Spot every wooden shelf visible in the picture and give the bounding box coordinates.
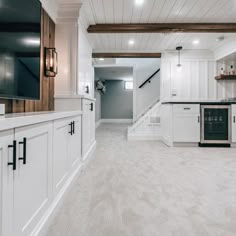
[215,75,236,80]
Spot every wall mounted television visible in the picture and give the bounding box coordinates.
[0,0,41,100]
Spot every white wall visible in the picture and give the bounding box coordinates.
[161,50,236,101]
[116,58,161,119]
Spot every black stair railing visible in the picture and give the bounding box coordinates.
[139,68,160,88]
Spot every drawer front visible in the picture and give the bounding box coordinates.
[173,104,200,114]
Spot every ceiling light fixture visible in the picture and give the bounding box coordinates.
[176,46,183,71]
[129,39,135,45]
[192,39,200,45]
[135,0,144,6]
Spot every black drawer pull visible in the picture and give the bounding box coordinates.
[72,121,75,134]
[198,116,200,123]
[69,122,73,135]
[19,138,27,164]
[234,116,235,123]
[184,108,191,110]
[8,140,17,170]
[90,103,94,111]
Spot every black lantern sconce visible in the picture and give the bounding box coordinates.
[44,47,58,77]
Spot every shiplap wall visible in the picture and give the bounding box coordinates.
[161,50,236,101]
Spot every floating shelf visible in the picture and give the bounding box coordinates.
[215,75,236,80]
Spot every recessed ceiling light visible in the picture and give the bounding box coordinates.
[192,40,200,45]
[99,58,104,61]
[129,40,135,45]
[135,0,144,6]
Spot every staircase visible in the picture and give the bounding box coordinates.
[128,100,162,141]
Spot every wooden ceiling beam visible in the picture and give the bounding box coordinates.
[88,23,236,33]
[92,53,162,58]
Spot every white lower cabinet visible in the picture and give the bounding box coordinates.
[0,112,83,236]
[53,116,82,197]
[82,99,95,158]
[173,104,200,143]
[232,105,236,143]
[1,123,53,236]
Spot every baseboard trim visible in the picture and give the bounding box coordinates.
[95,120,101,129]
[101,119,133,124]
[128,134,162,141]
[82,140,96,162]
[32,141,97,236]
[32,163,83,236]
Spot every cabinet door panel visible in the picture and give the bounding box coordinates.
[53,118,71,197]
[173,115,200,142]
[14,123,53,236]
[69,116,82,172]
[232,105,236,142]
[0,130,14,236]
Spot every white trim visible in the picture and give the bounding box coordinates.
[95,120,101,128]
[82,140,96,162]
[101,119,133,124]
[127,134,162,141]
[31,140,96,236]
[32,163,83,236]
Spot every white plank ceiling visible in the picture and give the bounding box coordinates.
[79,0,236,52]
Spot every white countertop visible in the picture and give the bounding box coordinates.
[54,94,96,101]
[0,110,82,132]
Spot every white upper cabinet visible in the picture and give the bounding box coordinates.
[173,104,200,143]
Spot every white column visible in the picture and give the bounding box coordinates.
[55,3,82,96]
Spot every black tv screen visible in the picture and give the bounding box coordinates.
[0,0,41,100]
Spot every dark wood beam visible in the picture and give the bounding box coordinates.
[92,53,161,58]
[88,23,236,33]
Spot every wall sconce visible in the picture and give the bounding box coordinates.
[44,47,58,77]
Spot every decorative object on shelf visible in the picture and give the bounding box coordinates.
[95,80,106,94]
[176,46,183,71]
[44,47,58,77]
[230,65,235,75]
[0,104,5,115]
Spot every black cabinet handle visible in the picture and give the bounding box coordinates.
[90,103,94,111]
[198,116,200,123]
[234,116,235,123]
[19,138,27,164]
[184,108,191,110]
[72,121,75,134]
[8,140,17,170]
[69,122,73,135]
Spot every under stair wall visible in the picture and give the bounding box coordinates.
[128,101,162,141]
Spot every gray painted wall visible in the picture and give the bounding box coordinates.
[101,80,133,119]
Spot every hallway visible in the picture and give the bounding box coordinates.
[44,124,236,236]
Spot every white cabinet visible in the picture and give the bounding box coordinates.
[232,105,236,142]
[0,123,53,236]
[173,104,200,143]
[68,116,82,172]
[0,130,14,236]
[53,116,82,197]
[82,99,95,159]
[13,123,53,236]
[0,112,83,236]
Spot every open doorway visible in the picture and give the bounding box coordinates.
[94,66,133,126]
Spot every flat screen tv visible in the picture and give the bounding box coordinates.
[0,0,41,100]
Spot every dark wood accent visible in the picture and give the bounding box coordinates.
[92,53,161,58]
[88,23,236,33]
[2,9,55,113]
[215,75,236,80]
